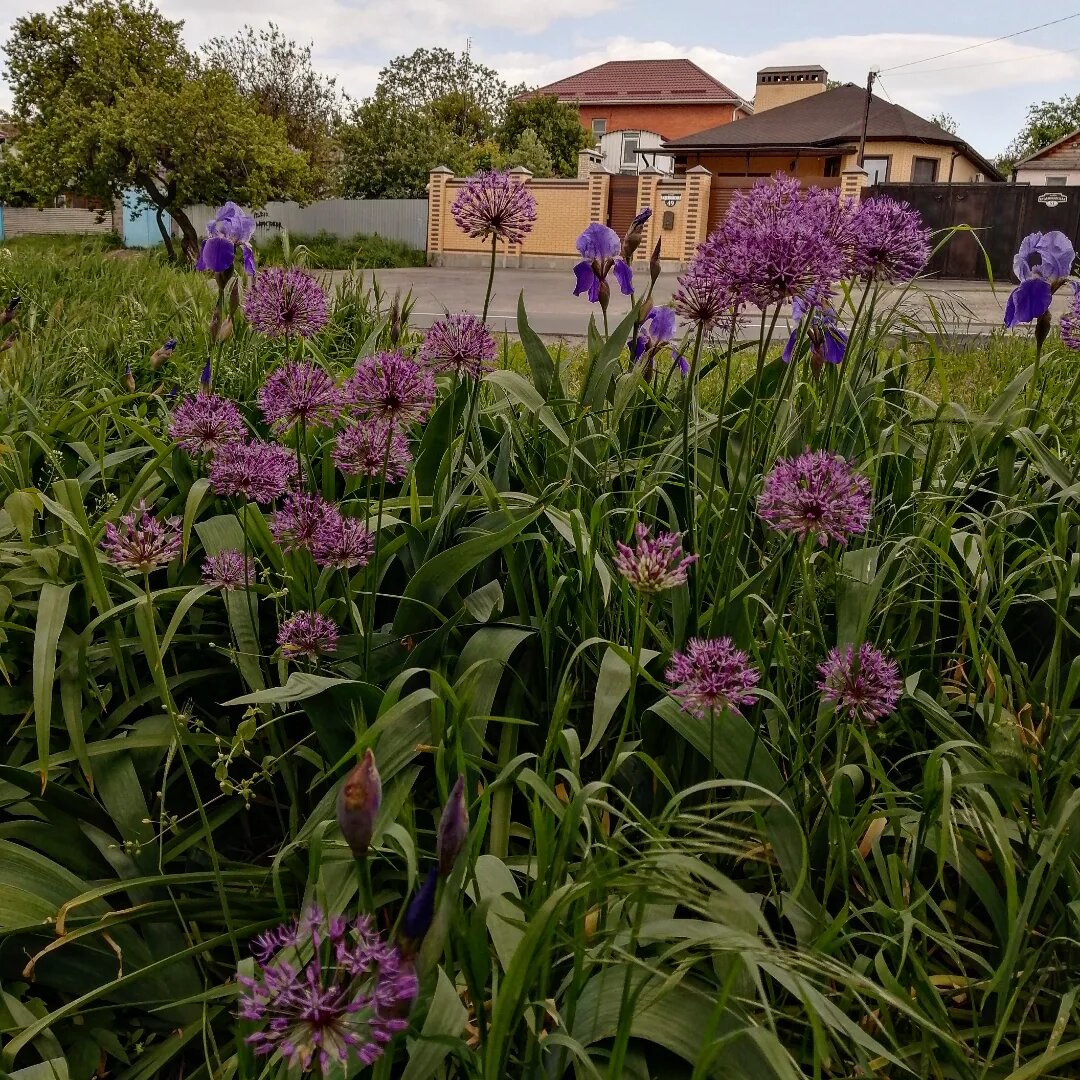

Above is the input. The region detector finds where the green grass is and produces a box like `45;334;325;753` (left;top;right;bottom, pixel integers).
256;229;426;270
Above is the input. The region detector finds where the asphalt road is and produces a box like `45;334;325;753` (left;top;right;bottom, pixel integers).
327;266;1029;340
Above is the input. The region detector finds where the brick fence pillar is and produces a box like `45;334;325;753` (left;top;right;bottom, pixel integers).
840;166;869;204
426;166;453;264
634;167;663;266
507;165;533;266
587;169;611;225
682;165;713;263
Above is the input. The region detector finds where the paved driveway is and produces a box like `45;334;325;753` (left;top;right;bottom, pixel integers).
328;266;1027;339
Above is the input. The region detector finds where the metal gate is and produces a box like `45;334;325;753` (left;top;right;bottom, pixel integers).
867;183;1080;279
607;176;639;238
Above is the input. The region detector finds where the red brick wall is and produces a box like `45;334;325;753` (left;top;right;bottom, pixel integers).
577;103;739;141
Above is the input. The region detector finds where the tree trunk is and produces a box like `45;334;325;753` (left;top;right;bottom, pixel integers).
154;206;176;262
170;205;200;265
134;173;199;265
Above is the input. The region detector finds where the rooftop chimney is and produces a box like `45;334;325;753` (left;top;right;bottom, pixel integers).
754;65;827;113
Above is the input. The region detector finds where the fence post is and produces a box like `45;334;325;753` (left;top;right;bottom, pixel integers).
634;167;663;266
682;166;713;264
427;166;453;265
507;166;533;266
587;169;611;227
840;166;869;204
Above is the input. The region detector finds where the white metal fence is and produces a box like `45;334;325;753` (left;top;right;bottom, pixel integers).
184;200;428;250
1;205;120;240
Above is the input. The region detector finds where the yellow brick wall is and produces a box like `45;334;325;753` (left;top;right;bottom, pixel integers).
843;142;984;183
518;180;591;256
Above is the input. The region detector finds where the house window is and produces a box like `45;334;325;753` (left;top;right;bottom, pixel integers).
621;133;640;170
1046;175;1067;186
862;157;890;185
591;118;607;139
824;156;842;177
912;157;939;183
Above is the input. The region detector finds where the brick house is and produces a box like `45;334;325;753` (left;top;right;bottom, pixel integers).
666;67;1001;184
522;59;750;175
1012;130;1080;186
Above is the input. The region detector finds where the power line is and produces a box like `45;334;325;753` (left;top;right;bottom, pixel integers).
878;12;1080;73
884;41;1080;77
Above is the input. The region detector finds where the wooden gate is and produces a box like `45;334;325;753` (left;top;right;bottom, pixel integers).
607;175;639;238
706;176;842;234
866;183;1080;279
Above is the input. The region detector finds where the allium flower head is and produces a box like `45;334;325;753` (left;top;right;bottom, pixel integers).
573;223;633;306
817;643;902;725
343;351;435;427
243;267;330;340
1060;283;1080;349
695;175;850;310
1005;230;1076;327
782;291;848;368
672;259;737;333
614;523;698;593
238;908;417;1073
195;202;256;276
278;611;339;660
311;510;376;570
209;440;299;504
100;502;182;574
257;361;340;433
270;493;333;553
333;422;412;482
666;637;760;719
419;313;497;378
169;392;246;455
201;548;252;591
850;196;931;284
451;170;537;245
759;450;872;547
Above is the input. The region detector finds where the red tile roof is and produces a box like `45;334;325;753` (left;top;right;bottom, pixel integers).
528;59;745;104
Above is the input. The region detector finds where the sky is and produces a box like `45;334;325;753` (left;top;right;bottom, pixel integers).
2;0;1080;155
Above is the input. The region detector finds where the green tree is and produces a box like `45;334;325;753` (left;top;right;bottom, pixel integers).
202;23;347;196
928;111;958;135
499;93;591;177
2;0;310;261
504;128;553;177
1000;93;1080;176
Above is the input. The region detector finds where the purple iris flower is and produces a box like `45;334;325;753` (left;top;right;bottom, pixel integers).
573;223;633;305
631;306;687;375
1005;230;1074;328
783;294;847;368
195;202;257;277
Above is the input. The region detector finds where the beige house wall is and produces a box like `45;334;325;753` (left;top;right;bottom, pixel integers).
843;141;985;183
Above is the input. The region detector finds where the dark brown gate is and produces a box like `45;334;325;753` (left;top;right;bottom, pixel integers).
866;183;1080;279
607;176;639;238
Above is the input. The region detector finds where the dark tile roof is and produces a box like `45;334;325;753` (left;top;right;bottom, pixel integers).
528;59;745;104
666;84;1001;179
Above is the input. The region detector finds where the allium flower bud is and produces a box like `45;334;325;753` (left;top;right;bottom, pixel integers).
436;775;468;878
337;749;381;859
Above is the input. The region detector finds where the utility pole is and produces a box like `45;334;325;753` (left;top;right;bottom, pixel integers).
857;70;877;169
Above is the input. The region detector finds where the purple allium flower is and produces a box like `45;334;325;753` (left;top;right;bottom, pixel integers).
614;523;698;594
850;196;931;284
573;223;633;305
342;351;435;428
672;259;737;333
1061;283;1080;349
257;361;340;434
666;637;761;719
195;202;257;277
238;907;417;1073
1004;230;1075;328
758;450;872;547
243;267;330;340
419;313;497;378
337;749;381;859
209;440;299;504
278;611;339;660
333;422;412;482
270;493;334;553
311;510;375;570
782;292;848;368
694;175;850;310
201;548;252;591
436;775;468;878
169;392;246;455
632;305;687;375
450;170;537;245
100;502;182;574
817;642;902;725
400;869;438;945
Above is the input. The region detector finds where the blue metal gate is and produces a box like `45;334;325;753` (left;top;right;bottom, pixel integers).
123;190;171;248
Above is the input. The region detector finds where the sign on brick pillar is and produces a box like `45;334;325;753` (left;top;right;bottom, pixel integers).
840;166;869;204
682;166;713;263
506;166;533;266
587;170;611;225
634;168;662;265
426;166;453;262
